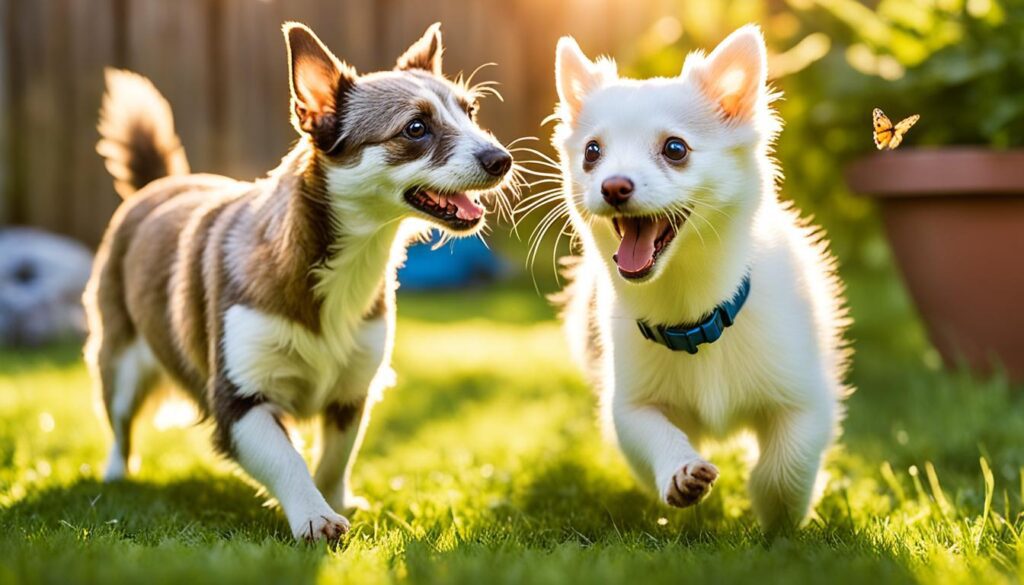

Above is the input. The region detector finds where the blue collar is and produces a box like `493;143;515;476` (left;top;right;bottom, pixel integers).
636;275;751;354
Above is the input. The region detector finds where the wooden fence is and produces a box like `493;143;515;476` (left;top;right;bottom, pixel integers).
0;0;674;247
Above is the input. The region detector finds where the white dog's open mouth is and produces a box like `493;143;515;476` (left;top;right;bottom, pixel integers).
404;187;485;232
611;214;686;280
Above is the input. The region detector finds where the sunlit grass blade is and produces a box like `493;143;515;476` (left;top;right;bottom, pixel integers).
924;462;954;520
880;461;906;504
974;456;995;547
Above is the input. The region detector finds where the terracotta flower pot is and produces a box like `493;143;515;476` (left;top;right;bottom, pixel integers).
846;147;1024;382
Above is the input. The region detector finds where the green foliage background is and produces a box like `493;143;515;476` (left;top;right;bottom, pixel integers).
613;0;1024;272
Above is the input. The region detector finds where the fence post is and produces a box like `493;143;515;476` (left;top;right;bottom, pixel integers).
1;0;17;227
0;0;7;227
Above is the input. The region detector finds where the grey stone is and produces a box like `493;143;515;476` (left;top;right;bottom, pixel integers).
0;228;94;347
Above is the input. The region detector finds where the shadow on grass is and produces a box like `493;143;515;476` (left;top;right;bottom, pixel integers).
0;341;82;374
396;534;918;585
0;476;334;583
3;475;286;543
385;456;919;585
513;459;677;541
368;368;587;454
508;456;820;548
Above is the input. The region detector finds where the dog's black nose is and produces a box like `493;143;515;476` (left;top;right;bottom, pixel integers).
601;176;634;207
476;148;512;177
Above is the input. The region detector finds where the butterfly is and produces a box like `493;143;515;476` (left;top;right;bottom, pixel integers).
873;108;920;150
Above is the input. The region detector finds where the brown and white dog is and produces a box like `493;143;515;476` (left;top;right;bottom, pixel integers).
84;22;511;541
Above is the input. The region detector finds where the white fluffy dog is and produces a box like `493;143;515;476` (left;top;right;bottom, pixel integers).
545;25;851;531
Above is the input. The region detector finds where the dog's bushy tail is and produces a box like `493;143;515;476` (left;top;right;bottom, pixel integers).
96;68;189;198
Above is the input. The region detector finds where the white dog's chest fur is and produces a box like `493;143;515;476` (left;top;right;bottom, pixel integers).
615;320;774;437
599;206;842;440
549;24;848;528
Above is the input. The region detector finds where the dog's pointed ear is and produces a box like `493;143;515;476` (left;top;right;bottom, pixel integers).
690;24;767;122
284;22;356;151
396;23;443;75
555;37;611;123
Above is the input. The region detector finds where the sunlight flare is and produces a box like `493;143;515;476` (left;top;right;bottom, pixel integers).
152;399;199;431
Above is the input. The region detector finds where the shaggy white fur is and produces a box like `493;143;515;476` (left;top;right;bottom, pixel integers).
550;25;851;531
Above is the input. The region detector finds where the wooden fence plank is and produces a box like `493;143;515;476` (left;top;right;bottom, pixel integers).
335;1;376;71
10;0;70;236
69;0;117;245
127;0;214;174
220;0;291;180
217;0;379;181
0;0;8;227
1;0;669;246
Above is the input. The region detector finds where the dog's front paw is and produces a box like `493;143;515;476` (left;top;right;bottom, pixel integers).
664;459;719;508
292;511;350;542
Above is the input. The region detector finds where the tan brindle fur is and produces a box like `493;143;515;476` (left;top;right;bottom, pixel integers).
83;22;511;541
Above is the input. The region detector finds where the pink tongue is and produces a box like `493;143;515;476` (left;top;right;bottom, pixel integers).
615;218;661;274
448;192;484;221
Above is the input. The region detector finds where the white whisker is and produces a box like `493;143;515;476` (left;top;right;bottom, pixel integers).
509;146;560;167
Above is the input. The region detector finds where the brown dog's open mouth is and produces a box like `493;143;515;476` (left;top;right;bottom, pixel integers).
611;215;684;280
404;187;485;231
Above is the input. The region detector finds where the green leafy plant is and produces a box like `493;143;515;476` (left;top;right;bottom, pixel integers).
626;0;1022;268
813;0;1024;148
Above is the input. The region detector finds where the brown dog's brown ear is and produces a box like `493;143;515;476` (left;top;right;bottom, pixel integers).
396;22;443;75
284;22;356;152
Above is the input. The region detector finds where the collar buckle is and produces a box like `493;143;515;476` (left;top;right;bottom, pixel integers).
636;320;658;342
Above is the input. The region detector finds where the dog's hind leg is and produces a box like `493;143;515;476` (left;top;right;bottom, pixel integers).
314;398;369;512
748;397;835;532
98;337;162;481
314;317;389;512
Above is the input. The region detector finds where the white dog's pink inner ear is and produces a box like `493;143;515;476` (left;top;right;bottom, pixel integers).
701;60;760;121
718;69;747;113
697;27;767;121
555;37;604;121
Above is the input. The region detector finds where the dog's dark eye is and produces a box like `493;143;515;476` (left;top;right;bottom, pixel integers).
404;119;428;139
584;141;601;163
662;137;689;162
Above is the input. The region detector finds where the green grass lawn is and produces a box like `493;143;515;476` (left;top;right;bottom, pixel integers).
1;272;1023;584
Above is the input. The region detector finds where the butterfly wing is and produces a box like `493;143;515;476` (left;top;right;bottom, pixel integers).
872;108;893;132
872;108;894;150
887;114;920;150
894;114;920;134
888;131;904;150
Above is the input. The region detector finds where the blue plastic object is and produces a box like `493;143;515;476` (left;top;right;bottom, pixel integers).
397;231;507;291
